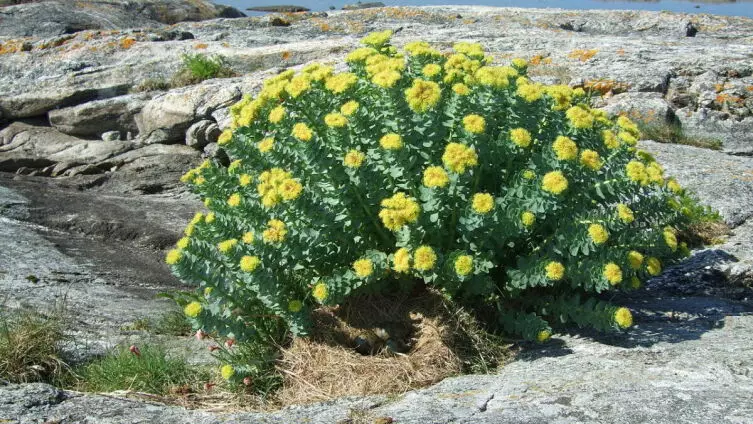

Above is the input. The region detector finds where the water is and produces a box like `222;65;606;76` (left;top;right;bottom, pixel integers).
217;0;753;19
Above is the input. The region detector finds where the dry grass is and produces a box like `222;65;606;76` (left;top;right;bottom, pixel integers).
681;220;731;246
275;290;510;406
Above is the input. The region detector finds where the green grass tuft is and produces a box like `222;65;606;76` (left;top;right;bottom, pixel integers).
171;53;236;87
0;309;69;384
639;121;723;150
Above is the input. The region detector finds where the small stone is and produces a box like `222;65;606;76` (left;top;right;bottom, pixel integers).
102;131;121;142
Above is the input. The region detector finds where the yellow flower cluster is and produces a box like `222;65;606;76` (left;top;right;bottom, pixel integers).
588;223;609;244
646;257;661;275
541;171;568;195
312;282;328;302
379;192;420;231
413;245;437;271
442;142;478;174
288;299;303;313
218;129;233;145
324;112;348;128
292;122;313;142
646;162;664;184
393;248;411;272
221;364;235;380
566;106;595;129
552;136;578;160
242;231;255;244
257;168;302;207
471;193;494;214
239;174;252;186
454;255;473;276
258;137;274;153
517;82;544;102
463;114;485;134
452;83;470;96
303;63;334;82
365;54;405;77
627;251;644;270
404;40;442;57
341;100;359;116
176;237;189;249
545;85;574;110
537;330;552;343
663;228;678;251
614;307;633;328
227;193;241;207
343;150;366;168
580;150;602;170
453;42;485;59
545;261;565;280
422;63;442;78
325;72;358;94
286;75;311;98
361;29;393;47
625;161;650;185
372;69;402;88
240;255;261;272
380;133;403;150
262;219;287;244
423;166;449;188
603;263;623;285
521;211;535;227
353;258;374;278
269;105;285;124
346;47;377;63
218;239;238;254
165;249;182;265
184;301;202;318
510;128;532;148
405;79;441;113
602;130;620;149
666;178;682;194
617;204;634;223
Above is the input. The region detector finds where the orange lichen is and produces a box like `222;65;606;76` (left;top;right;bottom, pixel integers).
120;37;136;49
281;51;292;60
568;49;598;62
583;79;630;96
194;43;208;49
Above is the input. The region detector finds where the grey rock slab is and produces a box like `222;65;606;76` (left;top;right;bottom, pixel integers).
638;140;753;228
48;93;153;138
185;119;215;149
601;92;673;124
676;107;753;154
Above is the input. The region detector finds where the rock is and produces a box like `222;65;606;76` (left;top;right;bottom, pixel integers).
682;20;699;37
0;0;244;38
202;142;228;165
269;16;292;27
343;2;386;10
247;5;310;13
184;119;214;149
48;93;152;139
101;131;121;142
675;107;753;155
0;85;132;120
0;123;133;173
601;92;673;124
135;79;250;145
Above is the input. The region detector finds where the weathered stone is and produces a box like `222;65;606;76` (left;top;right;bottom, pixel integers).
101;131;121;142
185;119;214;149
343;2;386;11
601;92;673;124
48;93;152;138
675;107;753;154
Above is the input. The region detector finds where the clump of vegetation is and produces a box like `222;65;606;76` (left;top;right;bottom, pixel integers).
171;53;236;87
639;121;723;150
168;30;706;387
0;308;69;384
75;344;209;395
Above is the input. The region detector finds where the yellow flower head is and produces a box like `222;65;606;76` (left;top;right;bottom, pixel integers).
625;161;649;185
176;237;190;249
380;133;403;150
545;261;565;280
537;329;552;343
240;255;261;273
522;170;536;180
393;248;411;273
452;83;471;96
165;249;182;265
269;106;285;124
372;70;402;88
602;130;620;149
353;258;374;278
541;171;568;195
566;105;595;129
627;251;644;270
454;255;473;276
325;72;358;94
521;211;535;227
511;57;528;69
184;301;202;318
361;29;393;47
663;229;678;251
588;223;609;244
603;263;623;285
227;193;241;207
413;245;437;271
312;282;328;303
218;129;233;145
474;66;512;88
471;193;494;214
631;276;642;289
442;142;478;174
344;150;366;168
262;219;287;244
242;231;255;244
517;83;543;102
257;137;274;153
221;364;235;380
340;100;359;116
292;123;313;142
288;300;303;313
239;174;253;186
463;114;486;134
510;128;532;148
422;63;442;78
205;212;215;224
646;257;661;276
614;307;633;329
617;115;640;136
217;239;238;254
324;112;348;128
423;166;449;188
646;162;664;184
580;149;603;171
405;79;442;113
346;47;377;63
616;204;634;223
228;159;242;174
666;178;683;194
379;192;420;231
285;75;311;98
552;136;578;161
546;85;574;110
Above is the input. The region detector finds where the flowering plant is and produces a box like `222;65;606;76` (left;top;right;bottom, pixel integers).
167;31;695;377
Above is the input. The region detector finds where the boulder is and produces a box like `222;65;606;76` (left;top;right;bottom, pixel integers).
185;119;218;149
601;92;673;124
48;93;152;139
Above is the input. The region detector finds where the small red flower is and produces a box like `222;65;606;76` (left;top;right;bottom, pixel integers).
225;338;235;348
195;329;205;340
208;345;220;352
129;345;141;357
243;376;253;386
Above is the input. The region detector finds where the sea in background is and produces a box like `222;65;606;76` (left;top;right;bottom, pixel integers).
216;0;753;18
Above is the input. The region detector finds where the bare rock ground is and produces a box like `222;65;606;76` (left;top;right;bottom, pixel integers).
1;5;753;423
